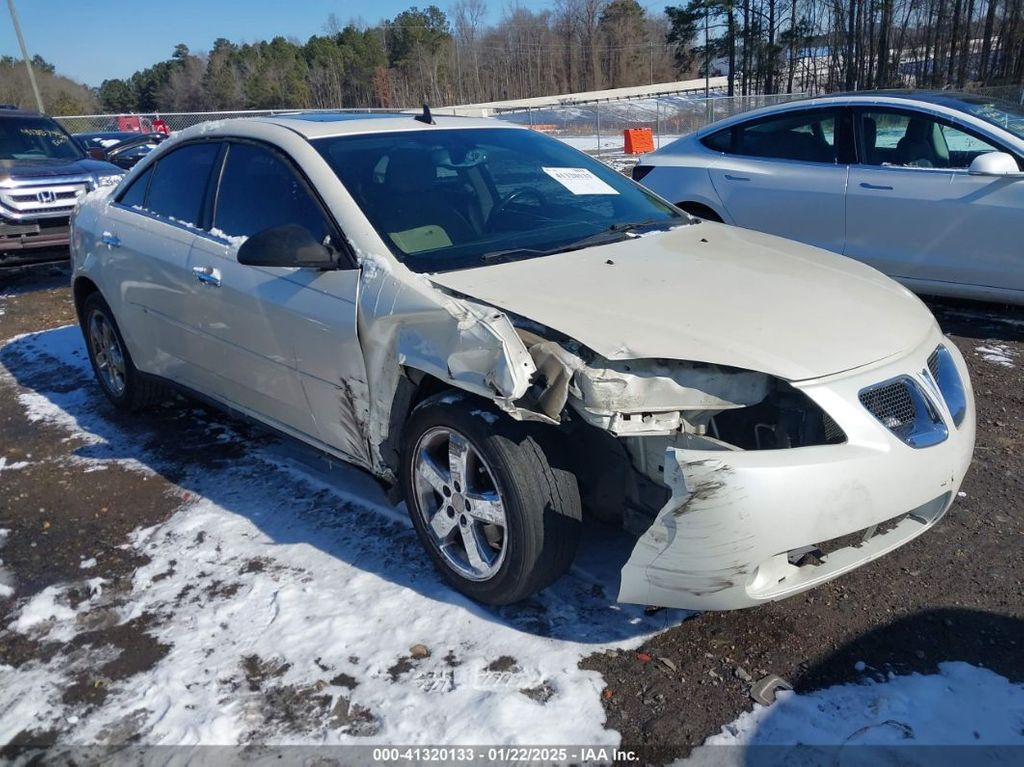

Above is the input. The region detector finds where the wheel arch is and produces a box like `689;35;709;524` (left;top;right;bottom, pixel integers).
72;276;101;323
677;200;725;223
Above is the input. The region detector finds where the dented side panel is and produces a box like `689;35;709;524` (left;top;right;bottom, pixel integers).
354;262;536;478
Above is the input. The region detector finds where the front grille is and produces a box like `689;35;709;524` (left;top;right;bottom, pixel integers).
0;179;91;220
822;412;845;442
927;348;940;380
859;380;916;430
859;376;948;448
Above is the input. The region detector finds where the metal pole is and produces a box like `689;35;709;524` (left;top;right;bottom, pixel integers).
704;4;710;100
656;99;661;148
7;0;43;113
595;102;601;158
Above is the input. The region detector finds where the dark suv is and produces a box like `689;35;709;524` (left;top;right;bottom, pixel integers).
0;108;124;268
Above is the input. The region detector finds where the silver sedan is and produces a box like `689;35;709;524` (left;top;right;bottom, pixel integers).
635;91;1024;305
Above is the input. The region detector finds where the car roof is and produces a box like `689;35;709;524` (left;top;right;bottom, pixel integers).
697;90;1018;135
193;111;525;140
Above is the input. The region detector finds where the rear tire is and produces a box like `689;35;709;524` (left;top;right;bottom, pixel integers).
81;292;164;411
401;393;582;605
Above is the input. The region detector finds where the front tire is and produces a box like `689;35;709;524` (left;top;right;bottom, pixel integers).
81;292;163;411
401;394;582;605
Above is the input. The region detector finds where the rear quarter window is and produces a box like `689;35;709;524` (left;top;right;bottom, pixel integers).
117;166;152;209
700;129;732;152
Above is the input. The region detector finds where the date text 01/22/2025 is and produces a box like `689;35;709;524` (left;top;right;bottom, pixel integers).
371;747;640;762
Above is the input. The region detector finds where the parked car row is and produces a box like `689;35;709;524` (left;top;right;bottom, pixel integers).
634;91;1024;305
0;108;125;269
70;109;975;610
0;107;172;270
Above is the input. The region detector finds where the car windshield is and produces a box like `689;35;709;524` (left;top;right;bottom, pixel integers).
314;127;685;272
953;97;1024;141
0;117;84;161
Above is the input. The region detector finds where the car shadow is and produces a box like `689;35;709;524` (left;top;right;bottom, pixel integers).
0;263;70;296
736;608;1024;766
925;296;1024;343
0;324;691;646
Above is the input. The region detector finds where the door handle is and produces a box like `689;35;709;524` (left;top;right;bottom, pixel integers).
100;232;121;248
724;174;751;181
859;182;894;190
192;265;222;287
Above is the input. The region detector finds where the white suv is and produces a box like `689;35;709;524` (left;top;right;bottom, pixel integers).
70;112;975;610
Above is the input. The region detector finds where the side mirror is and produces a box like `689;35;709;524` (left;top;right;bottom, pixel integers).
86;147;108;161
237;224;335;269
968;152;1024;177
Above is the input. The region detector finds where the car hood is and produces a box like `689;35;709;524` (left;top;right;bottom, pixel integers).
0;157;122;182
428;223;935;381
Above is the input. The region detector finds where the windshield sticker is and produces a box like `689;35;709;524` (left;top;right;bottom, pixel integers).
542;167;619;195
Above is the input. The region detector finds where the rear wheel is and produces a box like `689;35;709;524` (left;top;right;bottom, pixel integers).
81;292;163;411
401;394;581;604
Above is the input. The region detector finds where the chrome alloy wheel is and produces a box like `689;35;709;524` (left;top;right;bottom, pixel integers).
88;311;127;397
411;426;508;581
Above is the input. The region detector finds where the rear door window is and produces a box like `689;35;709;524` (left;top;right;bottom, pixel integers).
732;111;838;163
212;142;329;243
144;143;221;226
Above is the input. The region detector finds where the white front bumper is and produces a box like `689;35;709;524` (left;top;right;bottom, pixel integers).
618;329;976;611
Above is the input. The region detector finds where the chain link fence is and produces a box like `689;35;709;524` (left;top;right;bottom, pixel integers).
52;93;806;160
492;92;809;169
53;86;1023;152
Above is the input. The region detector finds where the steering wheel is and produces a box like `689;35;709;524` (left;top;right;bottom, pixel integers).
486;188;546;231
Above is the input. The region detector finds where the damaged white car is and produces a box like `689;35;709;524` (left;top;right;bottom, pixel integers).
69;112;976;610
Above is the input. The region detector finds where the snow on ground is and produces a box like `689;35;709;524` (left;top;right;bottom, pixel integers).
0;529;13;600
685;662;1024;766
0;326;687;746
3;325;1022;751
975;342;1016;368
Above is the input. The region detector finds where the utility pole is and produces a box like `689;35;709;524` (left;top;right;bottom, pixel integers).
700;2;708;98
7;0;44;113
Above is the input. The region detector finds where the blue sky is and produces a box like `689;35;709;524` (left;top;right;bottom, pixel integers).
0;0;553;87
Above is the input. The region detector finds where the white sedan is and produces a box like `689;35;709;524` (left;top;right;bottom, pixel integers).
634;91;1024;305
70;112;974;610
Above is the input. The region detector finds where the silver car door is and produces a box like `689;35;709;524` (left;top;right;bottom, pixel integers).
186;141;371;463
706;108;848;253
845;108;1022;291
98;143;220;388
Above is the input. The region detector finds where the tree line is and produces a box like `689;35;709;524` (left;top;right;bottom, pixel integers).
1;0;1021;116
0;55;97;115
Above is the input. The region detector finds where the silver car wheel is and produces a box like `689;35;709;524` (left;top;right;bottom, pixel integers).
412;426;508;582
89;311;127;397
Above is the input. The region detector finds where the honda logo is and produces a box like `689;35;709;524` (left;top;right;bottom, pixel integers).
36;190;56;204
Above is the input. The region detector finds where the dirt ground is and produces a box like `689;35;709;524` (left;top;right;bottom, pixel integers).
0;263;1021;758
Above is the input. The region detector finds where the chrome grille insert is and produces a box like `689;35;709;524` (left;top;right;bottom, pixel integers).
859;376;948;448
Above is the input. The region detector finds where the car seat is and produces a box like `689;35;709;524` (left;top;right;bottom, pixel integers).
378;148;475;253
861;117;878;164
896;119;943;167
